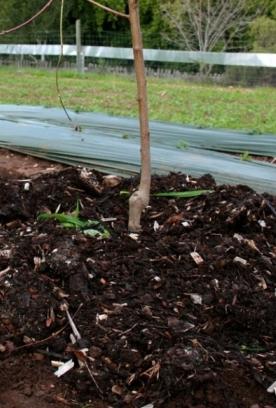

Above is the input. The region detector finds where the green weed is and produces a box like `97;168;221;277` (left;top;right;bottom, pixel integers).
37;201;110;239
176;140;189;150
240;151;252;161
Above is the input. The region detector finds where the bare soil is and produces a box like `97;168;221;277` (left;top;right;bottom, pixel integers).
0;148;275;408
0;148;64;178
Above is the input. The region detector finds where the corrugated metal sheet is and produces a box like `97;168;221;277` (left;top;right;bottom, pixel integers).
1;105;275;157
0;105;275;194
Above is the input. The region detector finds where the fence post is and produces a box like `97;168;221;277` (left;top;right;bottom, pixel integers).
76;19;84;73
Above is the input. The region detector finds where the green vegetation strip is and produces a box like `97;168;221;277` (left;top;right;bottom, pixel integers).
1;67;276;133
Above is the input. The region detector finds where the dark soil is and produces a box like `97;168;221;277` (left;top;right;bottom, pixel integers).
0;152;275;408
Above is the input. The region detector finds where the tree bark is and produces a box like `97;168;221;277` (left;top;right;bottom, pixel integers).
128;0;151;232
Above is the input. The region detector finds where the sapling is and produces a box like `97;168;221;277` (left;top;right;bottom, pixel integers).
2;0;151;233
87;0;151;232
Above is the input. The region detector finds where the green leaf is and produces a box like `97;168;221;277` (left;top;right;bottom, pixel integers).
84;228;111;239
153;190;212;198
119;190;130;196
37;202;110;239
71;199;80;217
83;228;103;237
120;189;212;198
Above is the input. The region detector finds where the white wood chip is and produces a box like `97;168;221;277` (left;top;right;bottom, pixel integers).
129;233;139;240
153;221;160;232
233;233;243;243
96;313;108;323
0;249;12;258
54;359;75;377
258;220;266;228
233;256;247;266
267;380;276;394
190;252;204;265
190;294;203;305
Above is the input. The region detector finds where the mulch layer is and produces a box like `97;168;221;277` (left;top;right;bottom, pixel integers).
0;166;275;408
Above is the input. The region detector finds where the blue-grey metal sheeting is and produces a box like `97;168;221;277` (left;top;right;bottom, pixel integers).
0;105;275;157
0;105;275;195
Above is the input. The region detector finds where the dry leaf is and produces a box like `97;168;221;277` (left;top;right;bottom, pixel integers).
165;213;183;225
245;239;260;253
103;175;121;188
112;384;124;396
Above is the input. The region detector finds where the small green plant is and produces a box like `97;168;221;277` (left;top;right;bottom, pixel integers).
37;201;110;239
176;140;189;150
240;151;252;161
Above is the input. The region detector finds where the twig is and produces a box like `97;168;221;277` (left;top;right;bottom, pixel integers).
14;304;83;351
64;305;103;395
84;360;103;395
118;323;138;336
15;324;68;351
86;0;129;19
65;309;82;341
141;361;161;380
0;266;11;280
36;348;68;360
0;0;55;36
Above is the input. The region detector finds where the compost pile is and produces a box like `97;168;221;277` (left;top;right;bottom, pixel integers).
0;166;275;408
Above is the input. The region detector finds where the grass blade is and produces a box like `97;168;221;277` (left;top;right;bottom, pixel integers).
120;189;212;198
153;190;212;198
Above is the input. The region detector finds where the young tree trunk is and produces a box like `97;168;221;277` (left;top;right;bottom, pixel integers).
128;0;151;232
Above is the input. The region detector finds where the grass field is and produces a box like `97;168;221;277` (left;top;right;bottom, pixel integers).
0;67;276;134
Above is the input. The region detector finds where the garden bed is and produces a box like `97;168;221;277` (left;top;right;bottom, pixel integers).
0;150;275;408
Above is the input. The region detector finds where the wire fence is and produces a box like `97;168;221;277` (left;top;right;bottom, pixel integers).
0;28;276;87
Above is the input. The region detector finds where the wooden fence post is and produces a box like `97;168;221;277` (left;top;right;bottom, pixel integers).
76;19;84;73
